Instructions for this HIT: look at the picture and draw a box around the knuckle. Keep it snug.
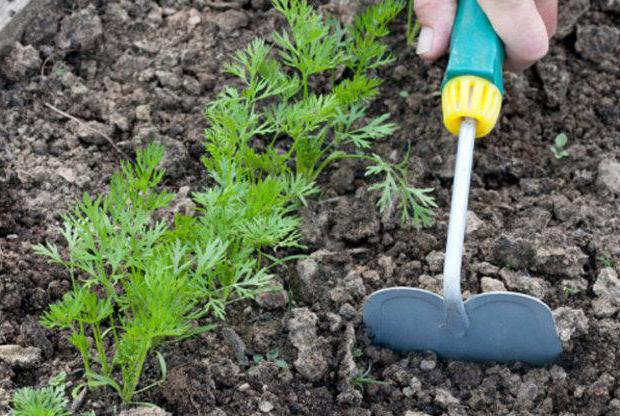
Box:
[523,37,549,61]
[414,0,436,17]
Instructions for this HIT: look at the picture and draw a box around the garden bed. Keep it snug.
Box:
[0,0,619,414]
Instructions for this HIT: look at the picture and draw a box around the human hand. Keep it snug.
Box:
[414,0,558,71]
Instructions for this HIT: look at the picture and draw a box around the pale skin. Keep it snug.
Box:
[415,0,559,71]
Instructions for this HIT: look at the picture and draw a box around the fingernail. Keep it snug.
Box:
[416,26,434,56]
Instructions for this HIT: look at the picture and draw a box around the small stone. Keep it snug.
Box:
[259,401,274,413]
[214,10,249,33]
[256,289,289,309]
[556,0,590,38]
[56,5,103,52]
[472,262,500,276]
[167,10,189,26]
[238,382,251,392]
[466,210,483,234]
[418,274,442,294]
[56,167,77,183]
[188,9,202,29]
[119,406,171,416]
[221,327,249,366]
[75,121,114,146]
[596,159,620,195]
[516,381,539,409]
[593,268,620,305]
[492,237,536,269]
[0,345,41,368]
[434,388,460,409]
[552,194,576,222]
[550,365,567,383]
[326,312,342,332]
[136,104,151,121]
[552,307,589,343]
[294,258,319,303]
[378,255,395,278]
[536,58,570,108]
[1,43,41,82]
[287,308,328,381]
[575,24,620,62]
[425,251,444,273]
[155,70,182,89]
[404,412,431,416]
[601,0,620,12]
[592,298,618,318]
[420,358,436,371]
[480,277,506,292]
[500,269,549,299]
[534,246,588,278]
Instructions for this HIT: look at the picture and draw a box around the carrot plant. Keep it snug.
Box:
[34,145,272,403]
[34,0,434,406]
[205,0,435,228]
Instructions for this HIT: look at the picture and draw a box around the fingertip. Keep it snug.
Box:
[414,0,456,61]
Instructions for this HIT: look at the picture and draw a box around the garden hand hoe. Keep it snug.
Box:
[363,0,562,365]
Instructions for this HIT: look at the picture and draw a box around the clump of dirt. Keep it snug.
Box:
[0,0,619,415]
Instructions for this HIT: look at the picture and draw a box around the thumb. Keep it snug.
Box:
[414,0,457,62]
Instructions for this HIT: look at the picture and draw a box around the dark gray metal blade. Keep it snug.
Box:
[363,288,562,366]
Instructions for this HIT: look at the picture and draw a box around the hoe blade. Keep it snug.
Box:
[363,288,562,366]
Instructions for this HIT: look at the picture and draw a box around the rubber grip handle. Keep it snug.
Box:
[442,0,505,94]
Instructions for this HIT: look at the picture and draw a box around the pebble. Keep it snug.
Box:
[75,121,113,146]
[425,251,444,273]
[259,401,274,413]
[214,10,249,33]
[0,345,41,368]
[1,43,41,82]
[56,167,77,183]
[500,268,549,299]
[119,406,171,416]
[593,267,620,305]
[480,277,506,292]
[596,159,620,196]
[466,210,484,234]
[287,308,328,381]
[256,289,289,309]
[492,237,535,269]
[294,258,319,303]
[420,358,436,371]
[534,245,588,278]
[55,5,103,52]
[552,307,589,343]
[434,388,460,409]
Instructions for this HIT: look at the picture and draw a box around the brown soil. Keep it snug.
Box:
[1,0,619,415]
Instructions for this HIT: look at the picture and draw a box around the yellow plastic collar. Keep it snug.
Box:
[441,75,502,138]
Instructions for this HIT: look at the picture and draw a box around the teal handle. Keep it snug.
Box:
[442,0,505,94]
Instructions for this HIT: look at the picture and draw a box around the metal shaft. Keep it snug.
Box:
[442,117,476,337]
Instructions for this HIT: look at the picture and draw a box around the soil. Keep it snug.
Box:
[0,0,619,415]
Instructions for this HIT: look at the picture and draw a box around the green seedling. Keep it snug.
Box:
[206,0,435,229]
[253,350,289,369]
[351,365,390,392]
[562,286,579,297]
[597,253,615,269]
[35,145,272,403]
[406,0,421,46]
[550,133,570,159]
[10,373,95,416]
[10,384,69,416]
